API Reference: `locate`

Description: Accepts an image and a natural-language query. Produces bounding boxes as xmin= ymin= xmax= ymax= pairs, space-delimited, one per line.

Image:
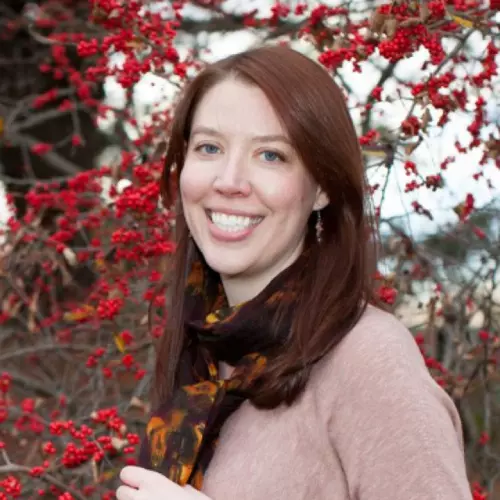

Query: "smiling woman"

xmin=117 ymin=45 xmax=472 ymax=500
xmin=180 ymin=78 xmax=328 ymax=304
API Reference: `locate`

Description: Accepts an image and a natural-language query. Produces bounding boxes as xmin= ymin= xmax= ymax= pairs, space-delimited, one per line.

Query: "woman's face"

xmin=180 ymin=78 xmax=328 ymax=294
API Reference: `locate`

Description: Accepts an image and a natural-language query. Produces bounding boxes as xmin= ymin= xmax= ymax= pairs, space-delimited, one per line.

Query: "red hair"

xmin=153 ymin=45 xmax=380 ymax=408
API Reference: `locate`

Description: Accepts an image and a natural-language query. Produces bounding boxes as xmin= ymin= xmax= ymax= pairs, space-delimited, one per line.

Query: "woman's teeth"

xmin=209 ymin=211 xmax=263 ymax=232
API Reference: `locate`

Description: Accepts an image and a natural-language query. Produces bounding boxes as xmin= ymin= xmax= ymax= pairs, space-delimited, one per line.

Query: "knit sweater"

xmin=201 ymin=305 xmax=472 ymax=499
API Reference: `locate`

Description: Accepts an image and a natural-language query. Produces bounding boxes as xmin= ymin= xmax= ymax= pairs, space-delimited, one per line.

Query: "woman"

xmin=116 ymin=46 xmax=472 ymax=500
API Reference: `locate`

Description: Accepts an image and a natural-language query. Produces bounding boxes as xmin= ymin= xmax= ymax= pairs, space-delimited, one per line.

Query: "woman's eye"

xmin=196 ymin=144 xmax=220 ymax=155
xmin=260 ymin=150 xmax=285 ymax=163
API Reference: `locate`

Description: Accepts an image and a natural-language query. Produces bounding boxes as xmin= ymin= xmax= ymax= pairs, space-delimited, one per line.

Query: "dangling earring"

xmin=315 ymin=210 xmax=323 ymax=243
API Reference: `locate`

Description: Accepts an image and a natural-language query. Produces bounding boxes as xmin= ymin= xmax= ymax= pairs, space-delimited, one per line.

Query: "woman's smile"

xmin=206 ymin=209 xmax=264 ymax=242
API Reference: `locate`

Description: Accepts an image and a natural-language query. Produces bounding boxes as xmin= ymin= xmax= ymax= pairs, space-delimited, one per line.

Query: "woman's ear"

xmin=313 ymin=186 xmax=329 ymax=211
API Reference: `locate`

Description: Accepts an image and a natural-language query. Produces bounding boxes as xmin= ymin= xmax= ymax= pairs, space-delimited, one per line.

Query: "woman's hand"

xmin=116 ymin=466 xmax=211 ymax=500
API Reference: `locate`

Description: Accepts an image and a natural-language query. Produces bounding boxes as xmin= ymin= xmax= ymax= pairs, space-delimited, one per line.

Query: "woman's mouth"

xmin=208 ymin=210 xmax=263 ymax=232
xmin=206 ymin=210 xmax=264 ymax=241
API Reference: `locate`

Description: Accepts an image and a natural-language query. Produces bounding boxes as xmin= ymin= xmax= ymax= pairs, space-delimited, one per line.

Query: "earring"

xmin=315 ymin=210 xmax=323 ymax=243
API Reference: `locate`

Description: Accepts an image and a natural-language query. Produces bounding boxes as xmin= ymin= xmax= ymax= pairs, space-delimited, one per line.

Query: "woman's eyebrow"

xmin=251 ymin=134 xmax=291 ymax=145
xmin=190 ymin=126 xmax=223 ymax=138
xmin=190 ymin=126 xmax=291 ymax=145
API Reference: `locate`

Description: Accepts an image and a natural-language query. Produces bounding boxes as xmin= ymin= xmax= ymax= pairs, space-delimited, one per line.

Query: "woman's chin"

xmin=201 ymin=249 xmax=254 ymax=278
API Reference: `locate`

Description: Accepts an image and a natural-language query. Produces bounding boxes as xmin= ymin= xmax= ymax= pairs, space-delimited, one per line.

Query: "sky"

xmin=1 ymin=1 xmax=499 ymax=243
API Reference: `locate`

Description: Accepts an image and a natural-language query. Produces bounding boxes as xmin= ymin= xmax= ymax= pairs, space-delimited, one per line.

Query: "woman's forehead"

xmin=190 ymin=79 xmax=287 ymax=139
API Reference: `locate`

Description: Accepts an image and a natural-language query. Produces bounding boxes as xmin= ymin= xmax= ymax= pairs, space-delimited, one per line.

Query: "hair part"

xmin=153 ymin=44 xmax=381 ymax=409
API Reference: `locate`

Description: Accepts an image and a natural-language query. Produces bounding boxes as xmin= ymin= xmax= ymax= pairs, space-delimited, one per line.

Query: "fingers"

xmin=116 ymin=484 xmax=142 ymax=500
xmin=120 ymin=466 xmax=165 ymax=489
xmin=119 ymin=466 xmax=142 ymax=488
xmin=119 ymin=466 xmax=186 ymax=497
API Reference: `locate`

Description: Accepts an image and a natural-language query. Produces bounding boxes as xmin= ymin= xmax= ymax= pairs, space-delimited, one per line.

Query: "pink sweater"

xmin=201 ymin=305 xmax=472 ymax=499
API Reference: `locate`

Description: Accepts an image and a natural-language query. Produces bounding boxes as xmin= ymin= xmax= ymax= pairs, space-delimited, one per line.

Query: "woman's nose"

xmin=212 ymin=156 xmax=251 ymax=196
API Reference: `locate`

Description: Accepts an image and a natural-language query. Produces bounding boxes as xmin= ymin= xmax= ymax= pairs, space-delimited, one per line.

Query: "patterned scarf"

xmin=138 ymin=253 xmax=305 ymax=489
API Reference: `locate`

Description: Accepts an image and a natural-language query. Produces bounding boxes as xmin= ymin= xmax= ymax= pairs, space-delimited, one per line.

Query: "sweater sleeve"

xmin=324 ymin=307 xmax=472 ymax=500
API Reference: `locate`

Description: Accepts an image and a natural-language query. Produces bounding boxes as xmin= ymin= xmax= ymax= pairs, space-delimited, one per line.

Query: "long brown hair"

xmin=153 ymin=45 xmax=380 ymax=409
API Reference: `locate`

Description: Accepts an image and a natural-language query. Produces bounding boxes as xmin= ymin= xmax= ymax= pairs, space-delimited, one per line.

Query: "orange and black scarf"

xmin=138 ymin=254 xmax=305 ymax=489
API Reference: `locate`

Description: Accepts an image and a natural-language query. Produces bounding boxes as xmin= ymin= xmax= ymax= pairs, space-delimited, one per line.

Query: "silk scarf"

xmin=138 ymin=253 xmax=305 ymax=489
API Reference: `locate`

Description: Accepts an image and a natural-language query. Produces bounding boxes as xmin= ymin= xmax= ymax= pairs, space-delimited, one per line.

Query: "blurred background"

xmin=0 ymin=0 xmax=499 ymax=498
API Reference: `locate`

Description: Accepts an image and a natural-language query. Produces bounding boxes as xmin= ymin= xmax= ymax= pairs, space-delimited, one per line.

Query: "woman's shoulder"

xmin=306 ymin=306 xmax=469 ymax=499
xmin=321 ymin=303 xmax=426 ymax=373
xmin=307 ymin=302 xmax=465 ymax=454
xmin=310 ymin=304 xmax=447 ymax=406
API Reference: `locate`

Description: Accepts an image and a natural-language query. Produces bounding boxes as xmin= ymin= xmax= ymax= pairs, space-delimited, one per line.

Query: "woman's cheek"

xmin=257 ymin=175 xmax=306 ymax=212
xmin=180 ymin=163 xmax=211 ymax=202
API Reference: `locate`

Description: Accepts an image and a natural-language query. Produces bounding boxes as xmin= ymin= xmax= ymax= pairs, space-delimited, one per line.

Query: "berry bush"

xmin=0 ymin=1 xmax=499 ymax=498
